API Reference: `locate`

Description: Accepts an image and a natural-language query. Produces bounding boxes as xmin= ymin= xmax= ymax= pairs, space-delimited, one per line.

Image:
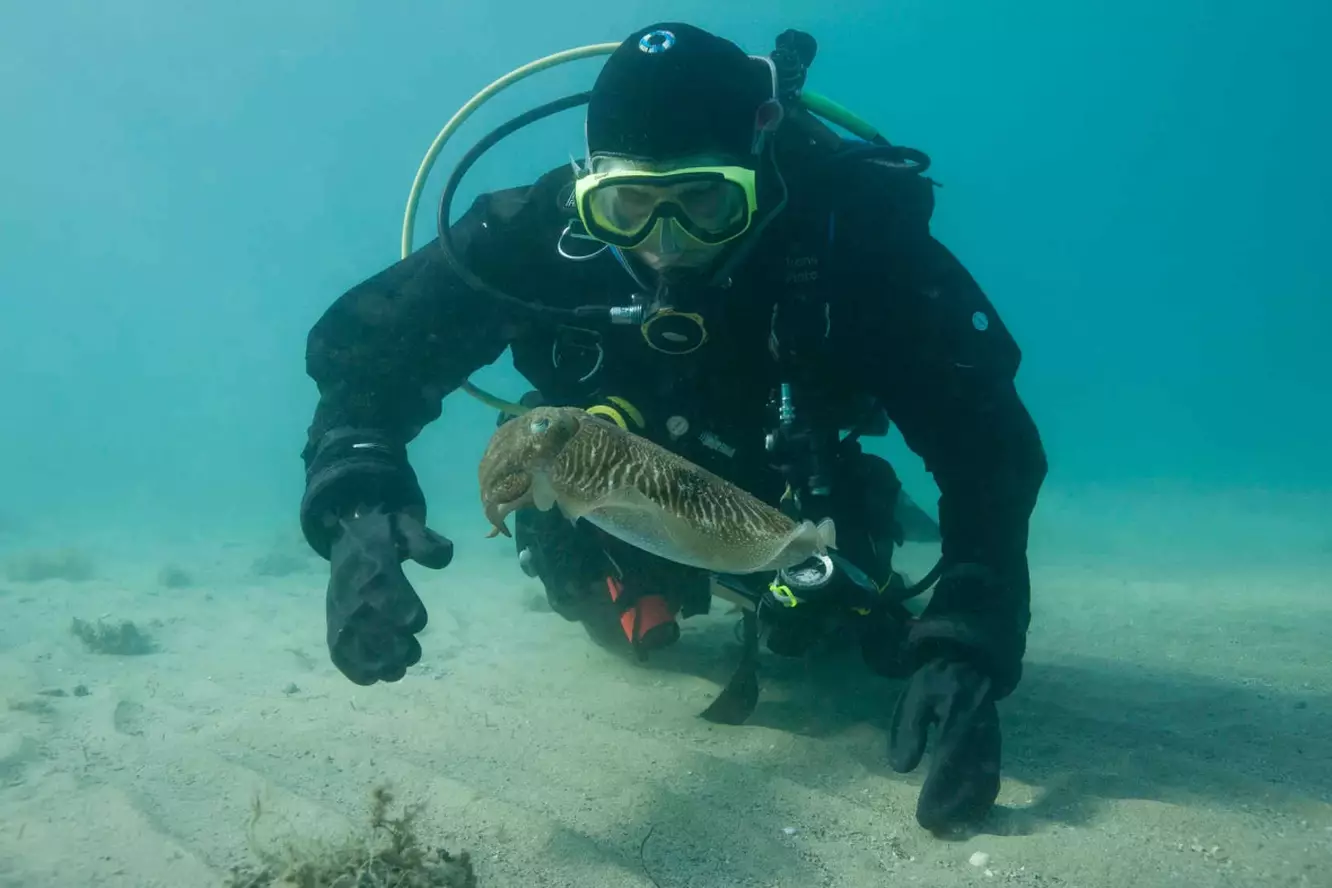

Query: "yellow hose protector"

xmin=400 ymin=41 xmax=879 ymax=418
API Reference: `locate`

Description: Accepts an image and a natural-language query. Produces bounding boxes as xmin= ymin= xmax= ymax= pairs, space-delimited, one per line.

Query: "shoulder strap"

xmin=768 ymin=135 xmax=939 ymax=373
xmin=764 ymin=141 xmax=930 ymax=513
xmin=766 ymin=202 xmax=836 ymax=379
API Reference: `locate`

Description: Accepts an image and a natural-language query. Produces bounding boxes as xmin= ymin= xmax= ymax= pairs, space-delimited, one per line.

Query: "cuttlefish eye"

xmin=530 ymin=417 xmax=550 ymax=434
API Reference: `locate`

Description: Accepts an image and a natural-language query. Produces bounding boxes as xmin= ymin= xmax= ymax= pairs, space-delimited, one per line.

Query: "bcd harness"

xmin=545 ymin=136 xmax=943 ymax=609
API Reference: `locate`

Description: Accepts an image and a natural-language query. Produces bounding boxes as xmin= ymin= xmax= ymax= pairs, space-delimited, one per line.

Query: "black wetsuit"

xmin=298 ymin=139 xmax=1047 ymax=699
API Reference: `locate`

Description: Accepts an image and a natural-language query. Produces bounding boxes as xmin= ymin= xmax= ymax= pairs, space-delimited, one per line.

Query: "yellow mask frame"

xmin=573 ymin=164 xmax=759 ymax=249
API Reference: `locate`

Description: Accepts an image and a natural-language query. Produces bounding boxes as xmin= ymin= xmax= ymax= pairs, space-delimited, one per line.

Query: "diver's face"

xmin=595 ymin=154 xmax=742 ymax=273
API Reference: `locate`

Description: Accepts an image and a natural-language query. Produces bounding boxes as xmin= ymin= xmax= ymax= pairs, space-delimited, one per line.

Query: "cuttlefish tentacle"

xmin=483 ymin=469 xmax=533 ymax=538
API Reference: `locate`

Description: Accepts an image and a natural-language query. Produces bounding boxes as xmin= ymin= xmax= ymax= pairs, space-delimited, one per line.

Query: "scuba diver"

xmin=297 ymin=23 xmax=1047 ymax=834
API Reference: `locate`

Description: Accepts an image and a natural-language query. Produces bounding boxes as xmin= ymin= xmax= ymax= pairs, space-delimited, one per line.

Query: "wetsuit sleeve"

xmin=297 ymin=185 xmax=534 ymax=557
xmin=303 ymin=221 xmax=511 ymax=450
xmin=842 ymin=218 xmax=1048 ymax=698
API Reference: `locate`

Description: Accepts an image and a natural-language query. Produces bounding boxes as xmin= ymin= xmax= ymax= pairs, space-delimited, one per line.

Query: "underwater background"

xmin=1 ymin=2 xmax=1329 ymax=886
xmin=4 ymin=0 xmax=1329 ymax=546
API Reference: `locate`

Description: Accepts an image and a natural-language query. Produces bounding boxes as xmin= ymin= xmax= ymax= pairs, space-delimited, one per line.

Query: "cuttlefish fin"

xmin=782 ymin=516 xmax=837 ymax=558
xmin=816 ymin=516 xmax=837 ymax=551
xmin=581 ymin=484 xmax=701 ymax=556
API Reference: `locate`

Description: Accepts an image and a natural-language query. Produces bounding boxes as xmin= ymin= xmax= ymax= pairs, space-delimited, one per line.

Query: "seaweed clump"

xmin=70 ymin=617 xmax=156 ymax=655
xmin=225 ymin=785 xmax=477 ymax=888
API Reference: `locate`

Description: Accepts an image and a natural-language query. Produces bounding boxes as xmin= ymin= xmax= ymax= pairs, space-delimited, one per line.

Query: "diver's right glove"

xmin=325 ymin=504 xmax=453 ymax=685
xmin=299 ymin=428 xmax=452 ymax=685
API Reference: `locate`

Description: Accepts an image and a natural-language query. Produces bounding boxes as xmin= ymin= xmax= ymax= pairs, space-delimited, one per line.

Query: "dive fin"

xmin=895 ymin=489 xmax=941 ymax=543
xmin=700 ymin=609 xmax=760 ymax=725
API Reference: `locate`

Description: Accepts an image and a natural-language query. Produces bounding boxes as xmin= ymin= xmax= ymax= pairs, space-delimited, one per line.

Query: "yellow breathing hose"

xmin=400 ymin=41 xmax=879 ymax=419
xmin=400 ymin=42 xmax=620 ymax=260
xmin=401 ymin=44 xmax=620 ymax=419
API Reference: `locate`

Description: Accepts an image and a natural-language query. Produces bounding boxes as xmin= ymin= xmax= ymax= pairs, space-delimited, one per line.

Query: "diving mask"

xmin=574 ymin=163 xmax=758 ymax=249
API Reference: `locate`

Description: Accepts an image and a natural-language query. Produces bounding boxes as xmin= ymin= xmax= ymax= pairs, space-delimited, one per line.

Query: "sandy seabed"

xmin=1 ymin=490 xmax=1329 ymax=887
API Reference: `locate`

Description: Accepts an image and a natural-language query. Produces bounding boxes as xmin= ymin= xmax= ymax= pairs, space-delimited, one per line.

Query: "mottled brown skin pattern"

xmin=549 ymin=410 xmax=796 ymax=543
xmin=478 ymin=406 xmax=799 ymax=567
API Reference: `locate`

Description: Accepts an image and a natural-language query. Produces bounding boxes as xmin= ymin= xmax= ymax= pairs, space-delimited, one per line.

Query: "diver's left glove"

xmin=888 ymin=652 xmax=1000 ymax=834
xmin=887 ymin=563 xmax=1025 ymax=833
xmin=299 ymin=428 xmax=452 ymax=685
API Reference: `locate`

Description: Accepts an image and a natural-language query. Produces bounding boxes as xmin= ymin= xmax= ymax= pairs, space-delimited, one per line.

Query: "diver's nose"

xmin=655 ymin=218 xmax=685 ymax=255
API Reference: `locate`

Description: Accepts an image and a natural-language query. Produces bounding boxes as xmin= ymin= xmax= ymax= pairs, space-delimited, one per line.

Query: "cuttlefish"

xmin=478 ymin=406 xmax=836 ymax=575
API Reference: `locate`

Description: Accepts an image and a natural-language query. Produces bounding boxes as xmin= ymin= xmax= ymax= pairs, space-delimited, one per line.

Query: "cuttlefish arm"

xmin=482 ymin=469 xmax=534 ymax=538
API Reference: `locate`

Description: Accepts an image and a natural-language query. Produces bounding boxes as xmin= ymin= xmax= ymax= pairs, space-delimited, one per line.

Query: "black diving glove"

xmin=326 ymin=504 xmax=453 ymax=685
xmin=888 ymin=654 xmax=1001 ymax=833
xmin=300 ymin=427 xmax=452 ymax=684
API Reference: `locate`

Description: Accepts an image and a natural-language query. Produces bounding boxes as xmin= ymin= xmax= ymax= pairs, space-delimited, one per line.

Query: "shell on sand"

xmin=477 ymin=406 xmax=835 ymax=575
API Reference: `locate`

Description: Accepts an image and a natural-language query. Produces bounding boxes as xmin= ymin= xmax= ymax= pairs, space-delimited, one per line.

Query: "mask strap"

xmin=748 ymin=55 xmax=783 ymax=155
xmin=749 ymin=54 xmax=779 ymax=102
